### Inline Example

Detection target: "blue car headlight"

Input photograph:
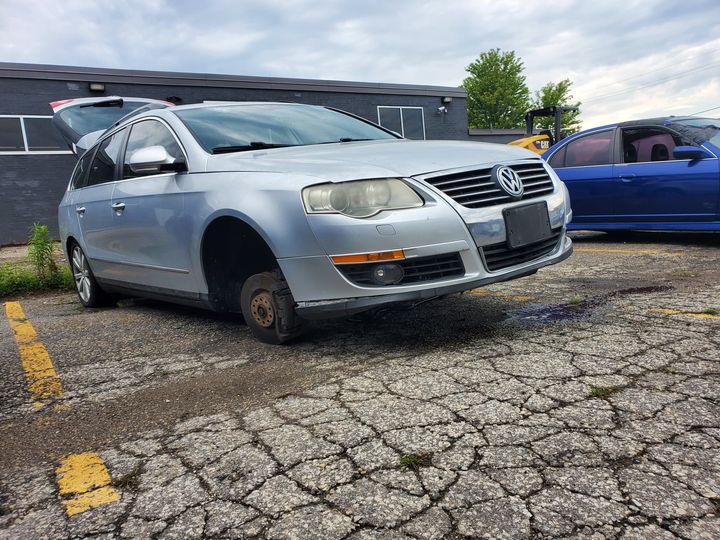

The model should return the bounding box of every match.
[302,178,423,218]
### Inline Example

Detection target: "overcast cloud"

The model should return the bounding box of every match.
[1,0,718,128]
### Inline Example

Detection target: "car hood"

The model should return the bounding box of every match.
[205,139,540,181]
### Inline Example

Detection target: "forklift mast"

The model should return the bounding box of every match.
[525,105,579,146]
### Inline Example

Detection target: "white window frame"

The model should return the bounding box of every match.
[376,106,426,140]
[0,115,73,155]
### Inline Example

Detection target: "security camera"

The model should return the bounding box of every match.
[437,106,448,114]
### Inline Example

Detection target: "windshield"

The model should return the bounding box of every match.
[669,118,720,147]
[174,104,399,153]
[58,101,149,137]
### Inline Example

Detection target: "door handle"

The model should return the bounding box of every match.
[618,173,636,182]
[111,202,126,212]
[75,206,86,215]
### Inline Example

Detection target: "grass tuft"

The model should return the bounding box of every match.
[111,469,141,491]
[0,224,73,299]
[670,269,699,279]
[399,453,433,470]
[702,308,719,316]
[589,385,622,399]
[568,295,584,306]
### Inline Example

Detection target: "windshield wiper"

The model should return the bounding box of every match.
[339,138,373,142]
[212,142,295,154]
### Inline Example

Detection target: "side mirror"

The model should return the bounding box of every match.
[128,145,187,175]
[672,145,713,161]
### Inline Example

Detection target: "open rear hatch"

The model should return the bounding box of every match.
[50,96,174,155]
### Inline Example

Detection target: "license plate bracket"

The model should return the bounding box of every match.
[503,202,552,249]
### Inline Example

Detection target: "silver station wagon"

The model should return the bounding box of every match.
[54,97,573,344]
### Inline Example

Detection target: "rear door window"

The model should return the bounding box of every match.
[86,130,126,187]
[563,130,614,167]
[122,120,184,179]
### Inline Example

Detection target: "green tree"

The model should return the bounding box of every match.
[463,49,530,129]
[531,79,582,135]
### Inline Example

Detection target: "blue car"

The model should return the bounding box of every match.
[543,117,720,231]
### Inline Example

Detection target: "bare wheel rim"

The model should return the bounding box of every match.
[250,291,275,328]
[71,246,92,303]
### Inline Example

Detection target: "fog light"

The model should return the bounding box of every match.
[372,263,404,285]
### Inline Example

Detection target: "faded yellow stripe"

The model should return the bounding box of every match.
[651,308,720,320]
[4,301,65,408]
[56,453,119,517]
[575,248,682,256]
[468,289,535,302]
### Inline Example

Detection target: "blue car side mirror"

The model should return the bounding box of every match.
[672,145,713,160]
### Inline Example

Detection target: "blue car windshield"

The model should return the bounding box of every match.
[174,104,399,153]
[670,118,720,147]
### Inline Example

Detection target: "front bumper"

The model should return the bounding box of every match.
[295,235,572,319]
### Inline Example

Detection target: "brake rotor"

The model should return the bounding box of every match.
[250,291,275,328]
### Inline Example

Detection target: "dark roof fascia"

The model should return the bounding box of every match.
[0,62,467,98]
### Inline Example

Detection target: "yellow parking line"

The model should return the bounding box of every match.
[651,308,720,320]
[468,289,535,301]
[575,248,682,256]
[4,301,65,409]
[56,453,120,517]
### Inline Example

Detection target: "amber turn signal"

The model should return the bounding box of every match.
[331,249,405,265]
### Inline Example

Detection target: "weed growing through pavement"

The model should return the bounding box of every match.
[589,385,622,399]
[569,295,584,306]
[702,308,719,316]
[399,453,433,470]
[670,269,699,278]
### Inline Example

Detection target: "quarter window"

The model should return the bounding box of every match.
[0,116,72,154]
[123,120,183,179]
[547,146,566,169]
[71,149,95,189]
[563,130,613,167]
[86,131,125,187]
[377,106,426,140]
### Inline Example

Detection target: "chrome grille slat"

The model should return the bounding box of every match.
[431,174,492,188]
[517,172,549,180]
[442,181,495,193]
[422,162,555,208]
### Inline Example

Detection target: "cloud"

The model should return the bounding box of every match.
[0,0,718,128]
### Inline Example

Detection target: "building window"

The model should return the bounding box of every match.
[0,115,71,154]
[377,106,426,140]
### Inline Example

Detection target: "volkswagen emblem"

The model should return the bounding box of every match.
[493,165,524,198]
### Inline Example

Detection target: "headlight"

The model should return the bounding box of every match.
[302,178,423,218]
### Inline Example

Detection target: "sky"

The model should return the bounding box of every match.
[1,0,718,129]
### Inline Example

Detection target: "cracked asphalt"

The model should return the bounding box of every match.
[1,231,719,539]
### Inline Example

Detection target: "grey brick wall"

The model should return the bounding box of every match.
[0,75,469,245]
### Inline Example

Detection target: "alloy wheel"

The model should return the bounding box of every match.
[71,246,92,303]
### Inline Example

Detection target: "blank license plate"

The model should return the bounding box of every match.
[504,202,552,249]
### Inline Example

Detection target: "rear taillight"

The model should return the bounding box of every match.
[49,99,75,111]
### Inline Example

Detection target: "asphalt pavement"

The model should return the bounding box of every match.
[1,231,719,539]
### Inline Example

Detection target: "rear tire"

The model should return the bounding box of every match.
[240,271,304,344]
[69,242,114,308]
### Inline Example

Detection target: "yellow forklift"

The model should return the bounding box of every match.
[509,106,579,154]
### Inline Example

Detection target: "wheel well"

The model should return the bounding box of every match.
[201,217,279,312]
[65,236,78,261]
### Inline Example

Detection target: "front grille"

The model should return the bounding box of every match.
[338,253,464,287]
[481,229,562,271]
[422,162,555,209]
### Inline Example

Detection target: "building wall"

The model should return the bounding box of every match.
[0,73,468,245]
